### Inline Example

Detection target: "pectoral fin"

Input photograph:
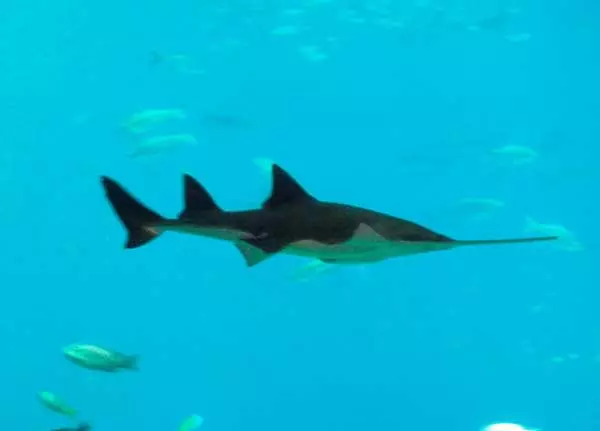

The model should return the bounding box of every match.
[234,233,294,267]
[234,241,272,267]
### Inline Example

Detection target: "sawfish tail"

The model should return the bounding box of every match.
[101,177,166,249]
[101,173,223,250]
[455,236,559,247]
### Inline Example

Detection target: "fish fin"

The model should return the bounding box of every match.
[150,51,163,65]
[262,165,317,209]
[178,174,221,219]
[234,241,272,267]
[454,236,558,247]
[124,354,140,370]
[353,223,385,240]
[101,177,165,249]
[239,233,290,259]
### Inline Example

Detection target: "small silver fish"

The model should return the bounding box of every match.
[63,344,139,372]
[37,391,77,417]
[178,415,205,431]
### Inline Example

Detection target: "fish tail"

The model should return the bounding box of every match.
[524,216,538,232]
[124,354,140,370]
[77,422,92,431]
[101,177,165,249]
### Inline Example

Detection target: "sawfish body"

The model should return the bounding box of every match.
[101,164,557,266]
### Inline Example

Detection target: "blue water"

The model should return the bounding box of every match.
[0,0,598,430]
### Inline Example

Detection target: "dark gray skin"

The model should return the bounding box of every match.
[171,174,453,251]
[100,164,557,267]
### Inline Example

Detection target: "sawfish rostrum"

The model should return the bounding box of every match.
[101,164,557,266]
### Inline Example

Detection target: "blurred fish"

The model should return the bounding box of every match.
[289,258,336,282]
[100,164,558,267]
[271,25,300,36]
[124,109,187,134]
[178,415,204,431]
[201,113,251,129]
[491,144,538,165]
[466,8,521,32]
[482,423,539,431]
[505,33,532,43]
[455,198,506,221]
[150,52,205,75]
[53,423,91,431]
[298,45,328,62]
[63,344,139,372]
[130,134,198,158]
[37,391,77,417]
[525,217,583,251]
[150,51,164,66]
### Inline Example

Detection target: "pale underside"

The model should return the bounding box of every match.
[152,222,456,263]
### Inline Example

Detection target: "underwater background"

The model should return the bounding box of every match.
[0,0,598,430]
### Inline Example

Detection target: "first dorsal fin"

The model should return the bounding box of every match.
[262,165,316,209]
[178,174,221,219]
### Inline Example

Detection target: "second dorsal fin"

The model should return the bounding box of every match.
[262,165,316,209]
[178,174,222,219]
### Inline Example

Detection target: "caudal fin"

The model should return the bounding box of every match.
[455,235,558,247]
[101,177,165,249]
[124,354,140,370]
